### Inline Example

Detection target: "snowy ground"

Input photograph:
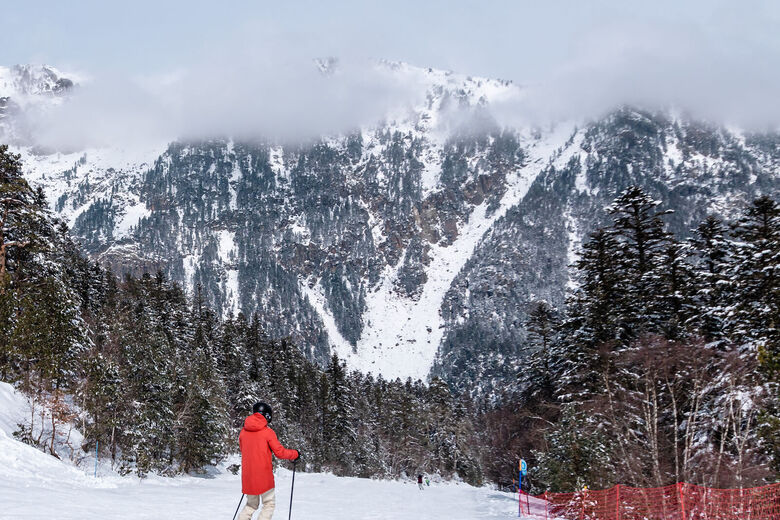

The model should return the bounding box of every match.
[0,463,522,519]
[0,382,523,519]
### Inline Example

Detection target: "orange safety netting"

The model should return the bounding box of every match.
[519,482,780,520]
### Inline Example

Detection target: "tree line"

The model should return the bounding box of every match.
[487,186,779,492]
[0,145,483,483]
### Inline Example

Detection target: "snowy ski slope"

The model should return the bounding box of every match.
[0,382,525,519]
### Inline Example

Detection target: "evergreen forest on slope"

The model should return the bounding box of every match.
[1,144,778,491]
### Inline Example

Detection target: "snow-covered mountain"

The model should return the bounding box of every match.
[3,63,779,395]
[0,64,74,99]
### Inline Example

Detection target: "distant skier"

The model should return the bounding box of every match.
[418,474,424,490]
[425,476,430,487]
[238,402,299,520]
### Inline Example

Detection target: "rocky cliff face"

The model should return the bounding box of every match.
[3,64,779,395]
[434,110,780,397]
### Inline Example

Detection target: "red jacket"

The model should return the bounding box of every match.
[239,413,299,495]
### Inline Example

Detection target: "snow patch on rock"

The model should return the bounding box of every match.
[331,122,579,380]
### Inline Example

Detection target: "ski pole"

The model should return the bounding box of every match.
[288,460,297,520]
[231,494,244,520]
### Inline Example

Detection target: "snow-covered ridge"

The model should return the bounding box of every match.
[0,64,74,97]
[0,64,81,148]
[5,59,516,241]
[16,145,166,233]
[0,64,75,110]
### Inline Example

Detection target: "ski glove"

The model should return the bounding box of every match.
[293,451,301,462]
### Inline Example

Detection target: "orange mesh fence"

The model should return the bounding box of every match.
[520,482,780,520]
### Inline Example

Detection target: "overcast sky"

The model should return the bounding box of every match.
[4,0,780,146]
[4,1,778,81]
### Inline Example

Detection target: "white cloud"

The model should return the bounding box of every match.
[16,50,425,150]
[10,5,780,151]
[492,14,780,130]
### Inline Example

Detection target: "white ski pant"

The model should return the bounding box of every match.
[239,488,276,520]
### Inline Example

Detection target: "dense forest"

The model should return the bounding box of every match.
[486,187,780,492]
[1,144,778,490]
[0,144,484,483]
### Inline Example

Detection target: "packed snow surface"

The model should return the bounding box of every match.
[0,467,524,519]
[0,382,524,519]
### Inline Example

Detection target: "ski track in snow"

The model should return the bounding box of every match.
[0,382,523,520]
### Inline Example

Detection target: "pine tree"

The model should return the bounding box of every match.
[0,145,42,285]
[119,274,182,475]
[0,145,75,383]
[176,286,229,473]
[322,353,357,474]
[348,371,384,478]
[522,301,560,402]
[379,377,421,475]
[81,352,124,463]
[729,196,780,357]
[0,274,13,379]
[653,240,696,340]
[607,185,672,339]
[532,408,612,492]
[688,216,731,344]
[426,376,456,473]
[557,228,622,401]
[729,196,780,474]
[218,314,254,428]
[13,275,85,388]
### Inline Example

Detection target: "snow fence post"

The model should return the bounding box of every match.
[615,484,620,520]
[94,440,98,478]
[678,482,687,520]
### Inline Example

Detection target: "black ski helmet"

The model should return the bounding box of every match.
[253,402,273,423]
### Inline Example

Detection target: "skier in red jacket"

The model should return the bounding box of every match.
[238,402,299,520]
